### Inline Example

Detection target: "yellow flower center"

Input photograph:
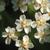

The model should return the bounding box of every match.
[20,20,28,28]
[36,19,45,26]
[7,32,15,38]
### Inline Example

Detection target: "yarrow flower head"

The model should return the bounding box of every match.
[15,35,34,50]
[2,26,18,44]
[31,12,50,32]
[15,15,32,34]
[34,0,50,13]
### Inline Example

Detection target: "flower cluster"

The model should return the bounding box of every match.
[34,0,50,13]
[11,0,50,13]
[2,0,50,50]
[11,0,32,13]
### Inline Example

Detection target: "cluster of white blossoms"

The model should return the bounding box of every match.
[2,27,18,44]
[11,0,50,13]
[11,0,32,13]
[2,0,50,50]
[34,0,50,13]
[2,13,50,50]
[2,26,34,50]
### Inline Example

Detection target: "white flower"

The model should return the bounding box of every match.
[31,12,50,32]
[34,0,50,13]
[20,5,27,13]
[34,30,50,44]
[15,15,32,34]
[19,0,29,13]
[15,35,34,50]
[11,0,32,13]
[2,26,18,44]
[36,0,42,4]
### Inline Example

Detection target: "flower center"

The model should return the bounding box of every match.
[20,20,28,28]
[7,32,15,38]
[36,19,45,26]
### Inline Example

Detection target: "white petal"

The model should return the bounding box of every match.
[40,7,44,13]
[35,12,42,20]
[16,24,23,32]
[15,19,20,25]
[26,19,32,26]
[5,38,11,45]
[39,38,44,44]
[20,5,27,13]
[47,7,50,12]
[37,24,50,33]
[24,27,31,34]
[40,7,48,13]
[36,0,42,4]
[5,27,11,33]
[2,32,7,38]
[37,27,44,32]
[23,35,29,41]
[10,28,15,33]
[28,43,34,48]
[20,15,26,21]
[15,40,21,47]
[34,2,40,10]
[47,0,50,12]
[34,33,40,39]
[18,47,25,50]
[31,21,36,28]
[12,36,18,41]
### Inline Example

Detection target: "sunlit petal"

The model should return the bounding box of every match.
[31,21,36,28]
[16,24,23,32]
[24,27,31,34]
[5,38,11,45]
[2,32,7,38]
[15,40,21,47]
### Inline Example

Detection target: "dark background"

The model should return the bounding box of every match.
[0,0,50,50]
